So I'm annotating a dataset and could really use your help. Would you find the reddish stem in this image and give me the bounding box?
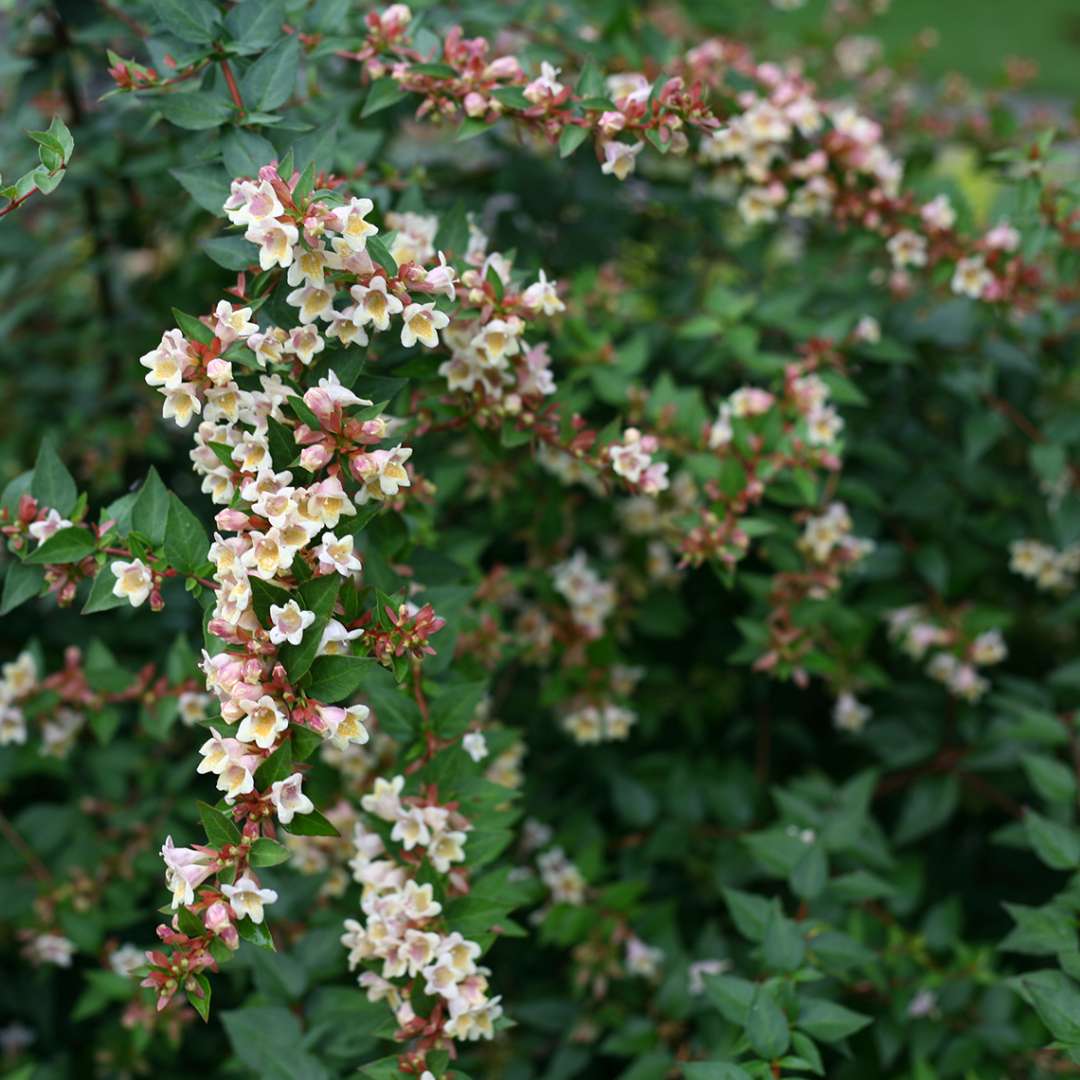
[220,60,246,118]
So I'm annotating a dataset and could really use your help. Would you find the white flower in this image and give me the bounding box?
[197,728,237,775]
[886,229,927,269]
[330,197,378,251]
[109,943,144,977]
[139,330,190,389]
[160,835,213,908]
[268,600,316,645]
[951,255,993,300]
[833,692,870,733]
[401,302,450,349]
[286,325,325,366]
[111,559,153,607]
[28,933,76,968]
[221,874,278,924]
[162,384,202,427]
[350,276,403,331]
[600,140,644,181]
[423,251,458,300]
[392,807,432,851]
[428,829,467,873]
[286,284,335,325]
[270,773,315,823]
[212,300,258,343]
[314,532,363,576]
[361,776,405,821]
[317,619,365,656]
[248,219,299,270]
[521,269,564,314]
[920,194,956,232]
[462,732,488,762]
[28,508,71,545]
[236,694,288,749]
[318,703,371,748]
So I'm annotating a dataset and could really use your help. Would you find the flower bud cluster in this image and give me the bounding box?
[888,607,1007,703]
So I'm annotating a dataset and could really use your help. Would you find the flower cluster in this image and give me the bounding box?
[797,502,875,566]
[888,607,1008,703]
[607,428,669,495]
[561,699,637,745]
[345,16,1059,313]
[0,652,35,746]
[343,780,502,1046]
[551,551,616,639]
[1009,539,1080,592]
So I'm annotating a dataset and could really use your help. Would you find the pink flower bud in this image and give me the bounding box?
[300,444,332,471]
[303,387,333,419]
[464,92,487,118]
[205,357,233,385]
[483,56,521,80]
[215,509,250,531]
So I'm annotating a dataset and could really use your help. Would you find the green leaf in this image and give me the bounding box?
[1021,753,1077,806]
[24,526,95,565]
[704,974,755,1025]
[221,1007,329,1079]
[1016,970,1080,1047]
[242,35,300,113]
[279,575,340,682]
[164,494,211,575]
[290,723,322,761]
[434,200,469,257]
[683,1067,751,1080]
[286,394,320,430]
[253,740,292,790]
[361,77,408,118]
[236,917,276,950]
[409,62,456,77]
[225,0,284,52]
[1,561,45,615]
[31,440,77,516]
[171,163,231,214]
[559,124,589,158]
[47,116,74,164]
[1024,810,1080,871]
[172,307,215,345]
[894,775,959,845]
[82,564,128,614]
[762,907,805,972]
[188,971,212,1022]
[132,467,169,545]
[198,801,241,848]
[366,234,398,276]
[796,998,872,1043]
[790,843,828,900]
[150,0,221,43]
[157,91,235,131]
[723,887,772,942]
[203,234,256,271]
[281,808,339,837]
[250,838,291,867]
[430,681,487,738]
[491,86,530,110]
[250,577,291,626]
[574,57,604,98]
[303,655,373,703]
[266,415,299,471]
[747,984,790,1059]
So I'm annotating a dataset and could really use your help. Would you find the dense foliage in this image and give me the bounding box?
[2,2,1079,1079]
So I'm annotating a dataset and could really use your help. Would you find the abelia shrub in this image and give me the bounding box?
[1,2,1079,1079]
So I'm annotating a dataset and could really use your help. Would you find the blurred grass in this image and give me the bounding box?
[715,0,1080,97]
